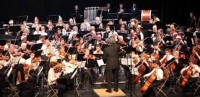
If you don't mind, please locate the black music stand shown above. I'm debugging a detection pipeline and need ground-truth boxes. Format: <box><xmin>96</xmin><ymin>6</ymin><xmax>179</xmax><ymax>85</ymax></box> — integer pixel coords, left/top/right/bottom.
<box><xmin>48</xmin><ymin>15</ymin><xmax>59</xmax><ymax>23</ymax></box>
<box><xmin>16</xmin><ymin>15</ymin><xmax>28</xmax><ymax>24</ymax></box>
<box><xmin>0</xmin><ymin>28</ymin><xmax>7</xmax><ymax>35</ymax></box>
<box><xmin>29</xmin><ymin>43</ymin><xmax>43</xmax><ymax>52</ymax></box>
<box><xmin>45</xmin><ymin>35</ymin><xmax>54</xmax><ymax>40</ymax></box>
<box><xmin>9</xmin><ymin>26</ymin><xmax>21</xmax><ymax>34</ymax></box>
<box><xmin>34</xmin><ymin>50</ymin><xmax>43</xmax><ymax>57</ymax></box>
<box><xmin>118</xmin><ymin>13</ymin><xmax>132</xmax><ymax>21</ymax></box>
<box><xmin>77</xmin><ymin>54</ymin><xmax>85</xmax><ymax>61</ymax></box>
<box><xmin>62</xmin><ymin>36</ymin><xmax>68</xmax><ymax>42</ymax></box>
<box><xmin>3</xmin><ymin>66</ymin><xmax>20</xmax><ymax>97</ymax></box>
<box><xmin>27</xmin><ymin>35</ymin><xmax>40</xmax><ymax>42</ymax></box>
<box><xmin>70</xmin><ymin>65</ymin><xmax>82</xmax><ymax>97</ymax></box>
<box><xmin>196</xmin><ymin>32</ymin><xmax>200</xmax><ymax>38</ymax></box>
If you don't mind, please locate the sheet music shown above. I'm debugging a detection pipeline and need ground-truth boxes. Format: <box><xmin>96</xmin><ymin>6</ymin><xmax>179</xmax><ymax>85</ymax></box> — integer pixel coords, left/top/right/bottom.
<box><xmin>97</xmin><ymin>59</ymin><xmax>105</xmax><ymax>67</ymax></box>
<box><xmin>76</xmin><ymin>61</ymin><xmax>86</xmax><ymax>68</ymax></box>
<box><xmin>7</xmin><ymin>67</ymin><xmax>13</xmax><ymax>77</ymax></box>
<box><xmin>121</xmin><ymin>58</ymin><xmax>133</xmax><ymax>66</ymax></box>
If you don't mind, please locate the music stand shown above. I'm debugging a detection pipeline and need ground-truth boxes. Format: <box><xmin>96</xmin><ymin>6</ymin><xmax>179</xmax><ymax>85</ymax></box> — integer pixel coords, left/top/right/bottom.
<box><xmin>48</xmin><ymin>15</ymin><xmax>59</xmax><ymax>23</ymax></box>
<box><xmin>34</xmin><ymin>50</ymin><xmax>43</xmax><ymax>57</ymax></box>
<box><xmin>3</xmin><ymin>66</ymin><xmax>20</xmax><ymax>97</ymax></box>
<box><xmin>16</xmin><ymin>15</ymin><xmax>28</xmax><ymax>24</ymax></box>
<box><xmin>29</xmin><ymin>43</ymin><xmax>43</xmax><ymax>52</ymax></box>
<box><xmin>196</xmin><ymin>32</ymin><xmax>200</xmax><ymax>38</ymax></box>
<box><xmin>27</xmin><ymin>35</ymin><xmax>40</xmax><ymax>42</ymax></box>
<box><xmin>70</xmin><ymin>65</ymin><xmax>82</xmax><ymax>97</ymax></box>
<box><xmin>76</xmin><ymin>54</ymin><xmax>85</xmax><ymax>61</ymax></box>
<box><xmin>0</xmin><ymin>28</ymin><xmax>7</xmax><ymax>35</ymax></box>
<box><xmin>9</xmin><ymin>26</ymin><xmax>21</xmax><ymax>34</ymax></box>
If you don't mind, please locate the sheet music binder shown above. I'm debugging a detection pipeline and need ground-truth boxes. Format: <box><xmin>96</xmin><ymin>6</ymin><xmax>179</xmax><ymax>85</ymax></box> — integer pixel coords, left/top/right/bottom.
<box><xmin>27</xmin><ymin>35</ymin><xmax>40</xmax><ymax>41</ymax></box>
<box><xmin>30</xmin><ymin>43</ymin><xmax>43</xmax><ymax>51</ymax></box>
<box><xmin>34</xmin><ymin>50</ymin><xmax>43</xmax><ymax>57</ymax></box>
<box><xmin>77</xmin><ymin>53</ymin><xmax>85</xmax><ymax>61</ymax></box>
<box><xmin>97</xmin><ymin>59</ymin><xmax>105</xmax><ymax>67</ymax></box>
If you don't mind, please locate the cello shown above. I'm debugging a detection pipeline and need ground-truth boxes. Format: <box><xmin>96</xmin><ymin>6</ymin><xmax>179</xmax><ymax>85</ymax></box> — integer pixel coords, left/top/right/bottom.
<box><xmin>140</xmin><ymin>71</ymin><xmax>157</xmax><ymax>93</ymax></box>
<box><xmin>132</xmin><ymin>53</ymin><xmax>149</xmax><ymax>84</ymax></box>
<box><xmin>181</xmin><ymin>66</ymin><xmax>193</xmax><ymax>87</ymax></box>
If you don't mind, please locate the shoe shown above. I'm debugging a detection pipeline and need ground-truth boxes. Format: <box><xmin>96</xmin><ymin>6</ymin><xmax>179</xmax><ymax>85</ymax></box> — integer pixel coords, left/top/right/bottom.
<box><xmin>106</xmin><ymin>89</ymin><xmax>112</xmax><ymax>93</ymax></box>
<box><xmin>114</xmin><ymin>88</ymin><xmax>118</xmax><ymax>92</ymax></box>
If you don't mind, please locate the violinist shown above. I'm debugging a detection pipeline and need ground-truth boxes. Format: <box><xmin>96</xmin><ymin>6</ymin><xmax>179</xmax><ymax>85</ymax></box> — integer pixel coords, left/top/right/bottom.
<box><xmin>62</xmin><ymin>54</ymin><xmax>78</xmax><ymax>75</ymax></box>
<box><xmin>25</xmin><ymin>53</ymin><xmax>39</xmax><ymax>70</ymax></box>
<box><xmin>18</xmin><ymin>43</ymin><xmax>30</xmax><ymax>58</ymax></box>
<box><xmin>58</xmin><ymin>45</ymin><xmax>67</xmax><ymax>59</ymax></box>
<box><xmin>95</xmin><ymin>34</ymin><xmax>105</xmax><ymax>45</ymax></box>
<box><xmin>0</xmin><ymin>50</ymin><xmax>9</xmax><ymax>68</ymax></box>
<box><xmin>142</xmin><ymin>61</ymin><xmax>163</xmax><ymax>97</ymax></box>
<box><xmin>24</xmin><ymin>53</ymin><xmax>41</xmax><ymax>81</ymax></box>
<box><xmin>117</xmin><ymin>35</ymin><xmax>127</xmax><ymax>46</ymax></box>
<box><xmin>82</xmin><ymin>49</ymin><xmax>96</xmax><ymax>85</ymax></box>
<box><xmin>48</xmin><ymin>62</ymin><xmax>66</xmax><ymax>97</ymax></box>
<box><xmin>180</xmin><ymin>57</ymin><xmax>200</xmax><ymax>91</ymax></box>
<box><xmin>93</xmin><ymin>44</ymin><xmax>104</xmax><ymax>54</ymax></box>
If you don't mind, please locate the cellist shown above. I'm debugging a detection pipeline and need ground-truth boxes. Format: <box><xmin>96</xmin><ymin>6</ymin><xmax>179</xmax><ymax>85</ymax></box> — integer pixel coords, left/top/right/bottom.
<box><xmin>180</xmin><ymin>57</ymin><xmax>200</xmax><ymax>91</ymax></box>
<box><xmin>141</xmin><ymin>61</ymin><xmax>163</xmax><ymax>97</ymax></box>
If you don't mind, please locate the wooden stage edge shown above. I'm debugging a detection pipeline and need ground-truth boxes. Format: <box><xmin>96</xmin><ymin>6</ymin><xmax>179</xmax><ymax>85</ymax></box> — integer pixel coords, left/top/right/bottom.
<box><xmin>94</xmin><ymin>88</ymin><xmax>126</xmax><ymax>97</ymax></box>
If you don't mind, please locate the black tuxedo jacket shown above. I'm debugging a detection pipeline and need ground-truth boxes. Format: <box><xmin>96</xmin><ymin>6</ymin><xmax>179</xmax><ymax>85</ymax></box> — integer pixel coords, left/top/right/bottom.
<box><xmin>103</xmin><ymin>44</ymin><xmax>120</xmax><ymax>69</ymax></box>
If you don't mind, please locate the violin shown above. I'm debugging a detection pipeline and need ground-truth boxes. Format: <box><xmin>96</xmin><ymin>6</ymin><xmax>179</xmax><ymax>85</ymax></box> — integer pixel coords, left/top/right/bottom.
<box><xmin>32</xmin><ymin>57</ymin><xmax>41</xmax><ymax>63</ymax></box>
<box><xmin>23</xmin><ymin>64</ymin><xmax>33</xmax><ymax>80</ymax></box>
<box><xmin>0</xmin><ymin>45</ymin><xmax>4</xmax><ymax>50</ymax></box>
<box><xmin>181</xmin><ymin>66</ymin><xmax>193</xmax><ymax>87</ymax></box>
<box><xmin>54</xmin><ymin>62</ymin><xmax>64</xmax><ymax>73</ymax></box>
<box><xmin>0</xmin><ymin>55</ymin><xmax>10</xmax><ymax>61</ymax></box>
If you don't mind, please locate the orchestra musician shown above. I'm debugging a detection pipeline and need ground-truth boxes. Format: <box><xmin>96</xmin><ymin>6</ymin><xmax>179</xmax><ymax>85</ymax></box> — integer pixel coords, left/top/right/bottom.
<box><xmin>0</xmin><ymin>3</ymin><xmax>200</xmax><ymax>96</ymax></box>
<box><xmin>180</xmin><ymin>57</ymin><xmax>200</xmax><ymax>92</ymax></box>
<box><xmin>117</xmin><ymin>3</ymin><xmax>126</xmax><ymax>14</ymax></box>
<box><xmin>106</xmin><ymin>2</ymin><xmax>112</xmax><ymax>13</ymax></box>
<box><xmin>142</xmin><ymin>61</ymin><xmax>163</xmax><ymax>97</ymax></box>
<box><xmin>93</xmin><ymin>44</ymin><xmax>104</xmax><ymax>54</ymax></box>
<box><xmin>172</xmin><ymin>50</ymin><xmax>184</xmax><ymax>77</ymax></box>
<box><xmin>62</xmin><ymin>54</ymin><xmax>78</xmax><ymax>75</ymax></box>
<box><xmin>48</xmin><ymin>62</ymin><xmax>66</xmax><ymax>97</ymax></box>
<box><xmin>82</xmin><ymin>49</ymin><xmax>96</xmax><ymax>85</ymax></box>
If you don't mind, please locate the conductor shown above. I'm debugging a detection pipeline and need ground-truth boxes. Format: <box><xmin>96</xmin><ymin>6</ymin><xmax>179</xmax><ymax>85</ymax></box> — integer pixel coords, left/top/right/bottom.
<box><xmin>103</xmin><ymin>37</ymin><xmax>120</xmax><ymax>93</ymax></box>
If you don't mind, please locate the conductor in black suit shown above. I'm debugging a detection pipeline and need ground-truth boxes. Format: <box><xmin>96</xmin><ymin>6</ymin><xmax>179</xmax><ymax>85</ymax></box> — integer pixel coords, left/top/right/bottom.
<box><xmin>103</xmin><ymin>37</ymin><xmax>120</xmax><ymax>93</ymax></box>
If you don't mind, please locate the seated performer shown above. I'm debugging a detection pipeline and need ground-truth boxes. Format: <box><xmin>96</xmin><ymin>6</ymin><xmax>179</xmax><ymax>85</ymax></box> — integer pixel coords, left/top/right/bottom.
<box><xmin>180</xmin><ymin>57</ymin><xmax>200</xmax><ymax>92</ymax></box>
<box><xmin>48</xmin><ymin>62</ymin><xmax>66</xmax><ymax>97</ymax></box>
<box><xmin>142</xmin><ymin>61</ymin><xmax>163</xmax><ymax>97</ymax></box>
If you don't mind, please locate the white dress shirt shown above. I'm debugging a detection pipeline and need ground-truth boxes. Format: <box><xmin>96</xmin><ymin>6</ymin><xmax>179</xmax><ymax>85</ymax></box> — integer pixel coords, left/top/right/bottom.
<box><xmin>180</xmin><ymin>64</ymin><xmax>200</xmax><ymax>78</ymax></box>
<box><xmin>143</xmin><ymin>67</ymin><xmax>163</xmax><ymax>81</ymax></box>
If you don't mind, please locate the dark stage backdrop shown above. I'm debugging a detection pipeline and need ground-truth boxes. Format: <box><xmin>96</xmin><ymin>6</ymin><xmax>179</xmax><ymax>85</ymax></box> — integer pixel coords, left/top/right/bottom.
<box><xmin>0</xmin><ymin>0</ymin><xmax>199</xmax><ymax>26</ymax></box>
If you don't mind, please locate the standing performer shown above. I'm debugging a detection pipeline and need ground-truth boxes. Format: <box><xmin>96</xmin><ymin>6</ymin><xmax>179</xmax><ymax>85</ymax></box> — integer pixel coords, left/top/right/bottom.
<box><xmin>103</xmin><ymin>38</ymin><xmax>120</xmax><ymax>93</ymax></box>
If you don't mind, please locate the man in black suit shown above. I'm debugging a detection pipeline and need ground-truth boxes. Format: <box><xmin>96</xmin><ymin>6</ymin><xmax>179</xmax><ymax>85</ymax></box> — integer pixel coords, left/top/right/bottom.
<box><xmin>106</xmin><ymin>3</ymin><xmax>112</xmax><ymax>13</ymax></box>
<box><xmin>103</xmin><ymin>37</ymin><xmax>120</xmax><ymax>93</ymax></box>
